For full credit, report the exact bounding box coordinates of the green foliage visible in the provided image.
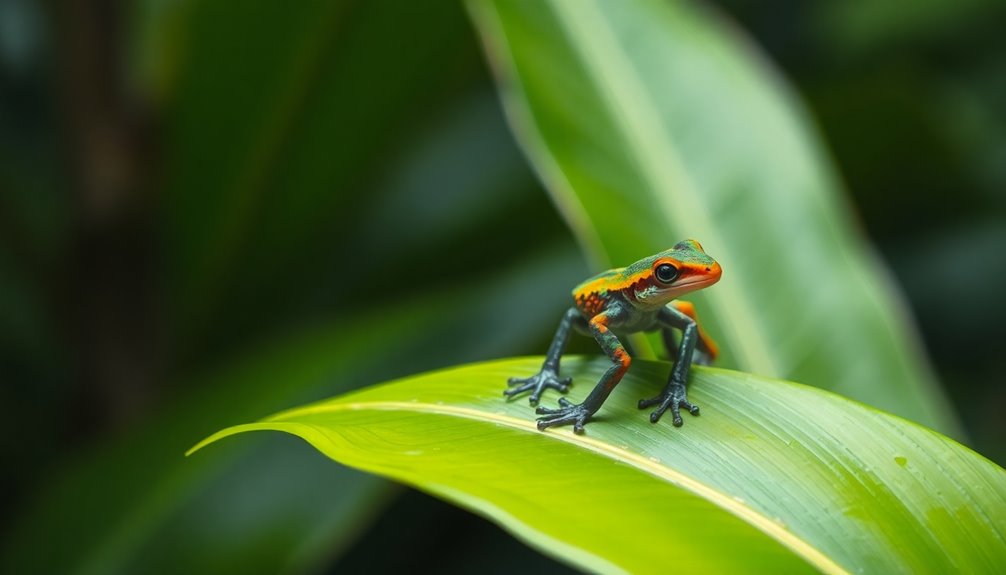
[469,0,962,438]
[191,357,1006,574]
[163,0,490,360]
[2,1,584,571]
[3,0,1004,572]
[0,249,586,575]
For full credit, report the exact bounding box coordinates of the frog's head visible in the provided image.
[627,239,722,308]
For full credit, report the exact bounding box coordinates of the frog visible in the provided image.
[505,239,722,433]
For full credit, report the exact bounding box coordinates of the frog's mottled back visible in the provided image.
[572,269,620,316]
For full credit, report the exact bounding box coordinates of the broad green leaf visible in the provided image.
[1,311,416,575]
[469,0,963,437]
[191,357,1006,575]
[1,245,586,575]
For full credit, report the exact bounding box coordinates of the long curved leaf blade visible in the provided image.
[468,0,962,437]
[191,357,1006,574]
[1,244,585,575]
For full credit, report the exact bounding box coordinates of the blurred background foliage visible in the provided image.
[0,0,1003,573]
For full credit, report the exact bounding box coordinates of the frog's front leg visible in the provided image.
[505,307,585,405]
[640,305,701,426]
[537,304,630,433]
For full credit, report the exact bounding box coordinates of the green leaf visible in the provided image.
[468,0,963,437]
[191,357,1006,575]
[0,245,587,575]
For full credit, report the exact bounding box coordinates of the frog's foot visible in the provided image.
[638,383,699,427]
[535,398,593,434]
[505,370,571,405]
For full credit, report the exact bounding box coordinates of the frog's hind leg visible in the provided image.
[505,307,587,405]
[661,300,718,365]
[641,304,703,426]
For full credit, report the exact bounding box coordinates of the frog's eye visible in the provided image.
[655,264,679,284]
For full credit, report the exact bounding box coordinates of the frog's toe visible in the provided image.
[504,371,570,404]
[536,398,591,433]
[528,391,542,406]
[503,378,535,397]
[637,396,661,409]
[639,383,699,427]
[535,397,574,414]
[506,375,530,387]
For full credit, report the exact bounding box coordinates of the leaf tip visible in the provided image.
[184,424,263,457]
[185,432,224,457]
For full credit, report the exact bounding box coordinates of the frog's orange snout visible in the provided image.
[684,260,721,291]
[705,261,723,283]
[674,260,721,294]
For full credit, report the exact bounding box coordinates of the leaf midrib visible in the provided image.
[545,0,778,375]
[267,398,847,575]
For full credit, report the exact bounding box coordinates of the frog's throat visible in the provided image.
[633,276,719,306]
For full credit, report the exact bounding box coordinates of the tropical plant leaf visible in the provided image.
[468,0,963,438]
[190,357,1006,575]
[0,1,584,571]
[0,245,586,575]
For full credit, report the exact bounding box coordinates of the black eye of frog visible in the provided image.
[655,264,679,284]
